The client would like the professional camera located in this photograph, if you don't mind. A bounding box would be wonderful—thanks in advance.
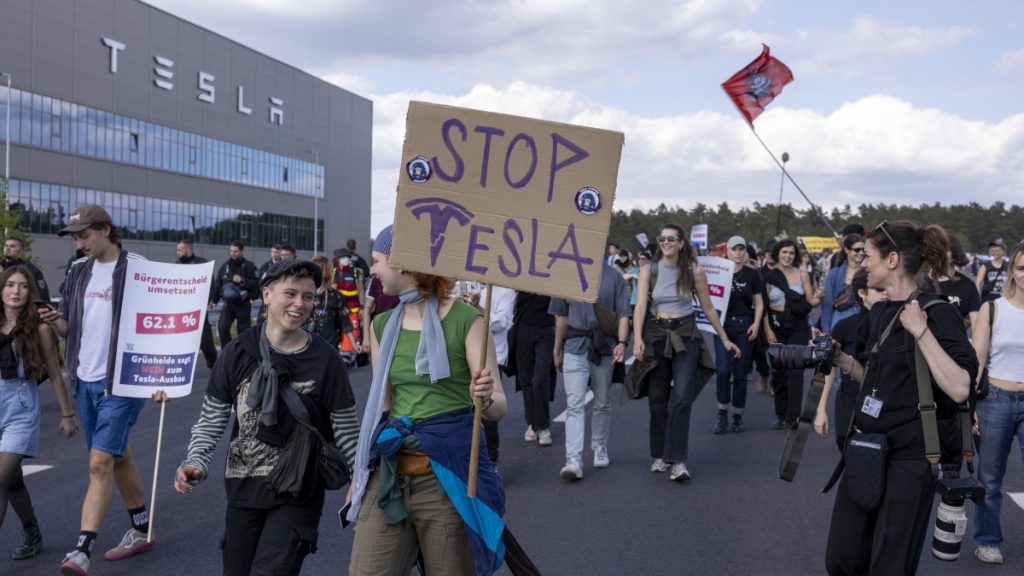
[932,471,985,561]
[768,332,833,373]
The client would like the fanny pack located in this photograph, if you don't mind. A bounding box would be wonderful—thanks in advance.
[843,431,888,511]
[833,284,857,312]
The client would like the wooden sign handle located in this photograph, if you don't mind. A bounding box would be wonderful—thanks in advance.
[467,284,493,498]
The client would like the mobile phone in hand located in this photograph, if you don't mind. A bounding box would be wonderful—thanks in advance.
[33,299,53,311]
[338,501,352,529]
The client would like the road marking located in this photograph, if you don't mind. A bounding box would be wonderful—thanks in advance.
[1009,492,1024,511]
[554,389,593,423]
[23,465,53,477]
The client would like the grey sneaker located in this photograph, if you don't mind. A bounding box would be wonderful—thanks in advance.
[538,429,552,446]
[593,446,610,468]
[650,458,670,473]
[559,457,583,481]
[975,546,1003,564]
[669,462,691,481]
[103,528,154,561]
[60,550,89,576]
[523,426,537,442]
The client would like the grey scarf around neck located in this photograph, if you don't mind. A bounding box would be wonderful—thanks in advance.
[346,289,450,523]
[245,327,280,427]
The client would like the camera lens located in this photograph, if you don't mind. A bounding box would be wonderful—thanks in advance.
[767,343,816,370]
[932,497,968,561]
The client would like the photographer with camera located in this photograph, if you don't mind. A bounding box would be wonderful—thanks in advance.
[823,221,978,575]
[970,241,1024,565]
[763,240,823,429]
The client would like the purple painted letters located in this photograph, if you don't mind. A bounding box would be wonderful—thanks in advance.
[405,197,475,267]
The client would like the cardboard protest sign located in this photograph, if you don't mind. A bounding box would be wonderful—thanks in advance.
[691,224,708,249]
[635,233,649,249]
[112,259,215,399]
[390,101,625,302]
[692,256,734,336]
[798,236,840,253]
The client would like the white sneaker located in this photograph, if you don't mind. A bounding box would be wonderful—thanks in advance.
[650,458,670,473]
[593,446,610,468]
[669,462,691,481]
[559,458,583,481]
[975,546,1003,564]
[524,426,537,442]
[538,429,552,446]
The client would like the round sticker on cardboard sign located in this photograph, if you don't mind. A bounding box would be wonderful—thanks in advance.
[575,187,601,215]
[406,155,432,184]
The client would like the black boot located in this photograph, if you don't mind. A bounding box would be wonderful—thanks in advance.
[12,519,42,560]
[713,410,728,434]
[731,414,745,433]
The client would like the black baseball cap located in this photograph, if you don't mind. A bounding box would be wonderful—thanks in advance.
[841,223,865,236]
[259,260,323,289]
[989,239,1006,248]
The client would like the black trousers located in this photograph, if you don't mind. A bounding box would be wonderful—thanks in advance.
[200,318,218,368]
[825,457,935,575]
[222,495,323,576]
[770,322,810,422]
[218,301,252,347]
[515,325,555,430]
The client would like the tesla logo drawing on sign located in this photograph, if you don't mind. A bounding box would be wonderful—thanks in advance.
[102,37,284,126]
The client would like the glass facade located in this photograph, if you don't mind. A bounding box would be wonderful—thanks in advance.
[7,178,323,250]
[0,86,324,198]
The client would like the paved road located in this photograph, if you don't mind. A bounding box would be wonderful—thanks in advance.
[2,341,1020,575]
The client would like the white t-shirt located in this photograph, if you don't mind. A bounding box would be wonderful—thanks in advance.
[77,260,116,381]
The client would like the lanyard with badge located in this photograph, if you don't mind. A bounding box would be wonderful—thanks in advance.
[860,292,921,419]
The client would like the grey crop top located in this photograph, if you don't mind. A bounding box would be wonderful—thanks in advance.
[651,262,694,316]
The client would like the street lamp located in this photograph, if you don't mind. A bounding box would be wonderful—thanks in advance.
[306,149,320,255]
[776,151,789,236]
[1,72,10,184]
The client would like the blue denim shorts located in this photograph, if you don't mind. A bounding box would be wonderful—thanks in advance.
[77,379,145,457]
[0,379,41,457]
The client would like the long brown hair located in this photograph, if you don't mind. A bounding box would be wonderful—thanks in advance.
[0,266,51,381]
[867,220,950,282]
[652,223,696,295]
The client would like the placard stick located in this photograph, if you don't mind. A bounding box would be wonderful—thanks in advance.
[467,284,493,498]
[147,400,167,543]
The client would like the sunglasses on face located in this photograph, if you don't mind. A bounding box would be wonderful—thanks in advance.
[850,247,864,253]
[657,235,681,244]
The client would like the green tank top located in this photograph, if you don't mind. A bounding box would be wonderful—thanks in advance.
[373,300,480,422]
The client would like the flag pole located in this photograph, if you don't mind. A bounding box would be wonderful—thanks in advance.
[147,399,167,543]
[746,125,839,238]
[467,284,493,498]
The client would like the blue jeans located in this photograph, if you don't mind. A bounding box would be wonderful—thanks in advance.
[562,353,614,462]
[973,385,1024,548]
[714,315,755,414]
[77,379,146,457]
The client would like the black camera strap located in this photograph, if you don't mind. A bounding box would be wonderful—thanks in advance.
[778,371,827,482]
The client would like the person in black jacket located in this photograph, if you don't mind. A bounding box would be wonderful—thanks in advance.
[2,237,51,303]
[176,239,218,368]
[211,241,259,347]
[762,239,823,428]
[824,221,977,575]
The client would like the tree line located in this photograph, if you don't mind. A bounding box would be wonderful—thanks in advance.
[608,201,1024,255]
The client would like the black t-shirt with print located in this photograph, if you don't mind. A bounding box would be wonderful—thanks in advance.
[852,296,978,438]
[207,327,355,509]
[726,266,764,317]
[939,272,981,321]
[981,260,1007,302]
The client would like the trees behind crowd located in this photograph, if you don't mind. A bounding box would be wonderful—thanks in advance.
[609,201,1023,254]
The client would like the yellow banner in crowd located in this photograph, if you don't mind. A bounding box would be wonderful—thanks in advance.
[798,236,840,253]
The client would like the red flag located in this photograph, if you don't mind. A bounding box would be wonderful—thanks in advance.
[722,44,794,126]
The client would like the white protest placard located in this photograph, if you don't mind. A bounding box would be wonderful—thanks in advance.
[112,259,215,399]
[635,232,649,249]
[692,256,734,335]
[690,224,708,249]
[389,101,625,302]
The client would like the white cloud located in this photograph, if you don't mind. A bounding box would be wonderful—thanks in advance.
[996,48,1024,74]
[366,83,1024,233]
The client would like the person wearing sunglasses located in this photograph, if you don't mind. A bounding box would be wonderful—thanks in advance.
[824,221,976,575]
[628,224,739,481]
[820,234,866,332]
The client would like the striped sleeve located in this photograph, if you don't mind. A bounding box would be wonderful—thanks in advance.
[331,406,360,471]
[180,395,232,480]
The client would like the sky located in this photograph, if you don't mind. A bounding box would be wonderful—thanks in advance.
[146,0,1024,235]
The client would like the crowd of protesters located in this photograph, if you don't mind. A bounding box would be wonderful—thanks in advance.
[0,204,1021,575]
